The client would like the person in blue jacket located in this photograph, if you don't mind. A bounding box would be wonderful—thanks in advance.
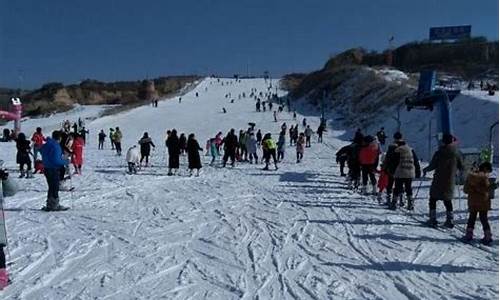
[40,131,69,211]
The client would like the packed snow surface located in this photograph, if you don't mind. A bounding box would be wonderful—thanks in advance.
[0,78,497,299]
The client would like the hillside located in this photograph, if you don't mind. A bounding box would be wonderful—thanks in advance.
[0,76,200,118]
[281,48,499,162]
[0,78,497,299]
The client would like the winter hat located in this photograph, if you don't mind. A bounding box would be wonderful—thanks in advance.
[393,132,403,140]
[442,133,454,145]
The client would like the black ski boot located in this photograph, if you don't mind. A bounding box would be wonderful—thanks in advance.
[443,211,454,228]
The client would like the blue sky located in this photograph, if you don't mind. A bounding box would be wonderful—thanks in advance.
[0,0,498,88]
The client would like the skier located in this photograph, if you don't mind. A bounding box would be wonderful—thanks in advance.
[109,128,115,150]
[317,123,326,143]
[281,123,287,133]
[381,132,403,205]
[293,125,299,145]
[335,145,351,177]
[113,127,123,156]
[209,138,219,165]
[179,133,187,155]
[305,125,313,147]
[358,135,380,195]
[376,127,387,147]
[256,130,262,146]
[246,132,258,164]
[31,127,46,161]
[422,134,463,228]
[262,133,278,170]
[273,111,277,122]
[256,100,261,112]
[166,129,180,175]
[138,132,155,167]
[215,132,223,153]
[277,131,286,162]
[0,166,18,289]
[239,130,248,161]
[463,162,494,245]
[296,132,306,163]
[347,134,363,190]
[186,133,203,176]
[71,133,85,175]
[222,129,238,167]
[40,131,69,211]
[293,111,297,120]
[16,133,33,178]
[59,132,74,188]
[98,129,106,150]
[302,118,307,128]
[125,145,140,174]
[389,139,421,210]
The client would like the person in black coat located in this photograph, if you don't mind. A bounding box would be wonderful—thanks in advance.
[335,145,351,176]
[16,132,33,178]
[166,129,180,175]
[187,133,203,176]
[138,132,155,166]
[222,129,238,167]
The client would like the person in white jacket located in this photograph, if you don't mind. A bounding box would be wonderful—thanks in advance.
[126,145,141,174]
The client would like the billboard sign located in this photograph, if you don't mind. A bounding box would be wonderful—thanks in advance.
[429,25,471,40]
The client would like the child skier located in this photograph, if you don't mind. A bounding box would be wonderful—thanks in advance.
[463,162,495,245]
[71,133,85,175]
[296,132,306,163]
[16,133,33,178]
[126,145,141,174]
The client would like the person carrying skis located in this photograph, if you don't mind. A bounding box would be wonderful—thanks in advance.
[98,129,106,150]
[40,131,69,211]
[113,127,123,156]
[317,123,326,143]
[126,145,140,174]
[186,133,203,176]
[138,132,155,167]
[296,132,306,163]
[463,162,494,245]
[246,132,258,164]
[389,139,421,210]
[16,132,33,178]
[358,135,379,194]
[166,129,180,175]
[31,127,46,161]
[422,134,463,228]
[277,131,286,162]
[222,129,238,167]
[305,125,313,147]
[71,133,85,175]
[262,133,278,170]
[335,144,351,177]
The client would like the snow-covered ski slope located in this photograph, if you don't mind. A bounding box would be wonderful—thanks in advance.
[0,78,497,299]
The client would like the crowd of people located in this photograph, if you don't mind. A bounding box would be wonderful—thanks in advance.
[335,127,496,245]
[1,80,496,250]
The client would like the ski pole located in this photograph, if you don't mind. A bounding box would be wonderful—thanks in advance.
[69,176,74,209]
[414,179,424,200]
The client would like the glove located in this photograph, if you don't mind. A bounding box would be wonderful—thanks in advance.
[0,169,8,180]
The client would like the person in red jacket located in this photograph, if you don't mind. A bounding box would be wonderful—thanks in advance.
[31,127,46,161]
[358,135,380,194]
[71,133,85,175]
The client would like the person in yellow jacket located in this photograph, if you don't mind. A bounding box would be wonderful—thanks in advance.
[261,133,278,170]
